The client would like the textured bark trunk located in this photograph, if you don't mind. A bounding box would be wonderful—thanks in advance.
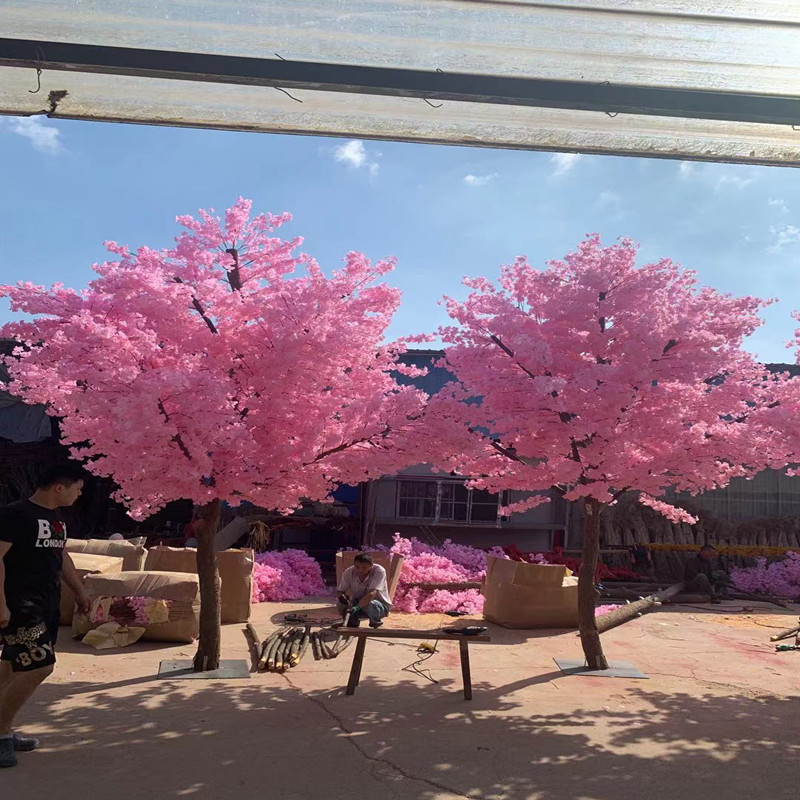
[596,582,684,633]
[192,499,222,672]
[578,498,608,670]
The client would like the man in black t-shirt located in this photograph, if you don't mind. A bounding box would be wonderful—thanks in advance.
[0,463,89,769]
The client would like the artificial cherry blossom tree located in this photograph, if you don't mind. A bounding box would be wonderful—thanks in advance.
[426,235,792,668]
[0,198,427,671]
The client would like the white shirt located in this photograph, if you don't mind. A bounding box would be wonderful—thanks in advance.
[337,563,392,608]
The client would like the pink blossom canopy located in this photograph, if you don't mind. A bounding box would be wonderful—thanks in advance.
[1,199,426,518]
[427,235,793,521]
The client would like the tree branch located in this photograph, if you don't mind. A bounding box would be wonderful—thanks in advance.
[225,248,243,292]
[158,399,192,461]
[173,277,218,334]
[488,334,575,424]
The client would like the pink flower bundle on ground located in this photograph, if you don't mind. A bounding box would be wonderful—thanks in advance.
[252,549,326,602]
[382,534,510,614]
[730,552,800,599]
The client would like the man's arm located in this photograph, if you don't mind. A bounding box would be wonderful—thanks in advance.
[357,566,387,607]
[337,567,353,598]
[0,541,10,628]
[358,589,379,607]
[62,552,90,614]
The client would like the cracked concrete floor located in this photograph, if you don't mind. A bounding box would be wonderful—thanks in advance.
[5,598,800,800]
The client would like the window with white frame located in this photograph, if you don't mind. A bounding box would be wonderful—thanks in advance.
[395,480,501,524]
[396,480,438,519]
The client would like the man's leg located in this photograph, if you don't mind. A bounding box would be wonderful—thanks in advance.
[365,600,388,629]
[686,573,720,603]
[0,662,54,735]
[0,661,53,768]
[0,616,58,758]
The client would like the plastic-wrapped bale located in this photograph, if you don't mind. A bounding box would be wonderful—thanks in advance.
[144,546,254,624]
[66,537,147,571]
[60,552,124,625]
[73,571,200,643]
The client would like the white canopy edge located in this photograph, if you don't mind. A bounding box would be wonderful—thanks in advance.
[2,1,800,164]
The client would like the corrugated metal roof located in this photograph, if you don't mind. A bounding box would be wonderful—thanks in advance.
[2,2,800,165]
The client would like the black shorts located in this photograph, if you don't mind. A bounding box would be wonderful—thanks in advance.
[1,607,59,673]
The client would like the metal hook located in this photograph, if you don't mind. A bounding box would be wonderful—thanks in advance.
[28,46,45,94]
[274,87,303,103]
[271,54,302,101]
[423,69,445,108]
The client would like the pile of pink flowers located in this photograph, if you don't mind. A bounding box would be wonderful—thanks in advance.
[378,534,509,614]
[594,604,618,617]
[252,549,326,602]
[730,552,800,599]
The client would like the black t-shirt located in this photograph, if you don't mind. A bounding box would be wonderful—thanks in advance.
[0,499,67,617]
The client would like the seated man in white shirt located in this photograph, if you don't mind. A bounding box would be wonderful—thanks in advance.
[337,553,391,629]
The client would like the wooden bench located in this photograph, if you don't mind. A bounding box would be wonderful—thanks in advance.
[338,627,491,701]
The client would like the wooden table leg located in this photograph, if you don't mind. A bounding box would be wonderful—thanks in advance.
[459,640,472,701]
[345,637,367,696]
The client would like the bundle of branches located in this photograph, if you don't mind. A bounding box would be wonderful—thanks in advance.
[253,626,311,673]
[310,628,351,661]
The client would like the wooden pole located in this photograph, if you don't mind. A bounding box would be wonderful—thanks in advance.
[345,637,367,695]
[267,628,289,672]
[770,622,800,642]
[459,639,472,701]
[258,629,282,671]
[294,627,311,665]
[596,582,684,634]
[728,591,790,609]
[288,629,304,666]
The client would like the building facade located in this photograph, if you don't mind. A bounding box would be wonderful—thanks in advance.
[363,351,800,551]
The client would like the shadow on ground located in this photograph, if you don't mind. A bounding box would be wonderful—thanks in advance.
[9,669,798,800]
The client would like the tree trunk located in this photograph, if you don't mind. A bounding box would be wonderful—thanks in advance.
[579,498,608,670]
[596,582,684,633]
[193,498,222,672]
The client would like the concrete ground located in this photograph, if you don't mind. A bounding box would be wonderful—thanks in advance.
[5,598,800,800]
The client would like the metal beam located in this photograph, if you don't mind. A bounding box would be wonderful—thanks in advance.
[2,37,800,126]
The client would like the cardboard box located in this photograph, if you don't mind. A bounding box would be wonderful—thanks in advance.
[482,556,579,629]
[144,546,254,624]
[60,552,124,625]
[66,538,147,571]
[335,551,404,603]
[74,570,200,643]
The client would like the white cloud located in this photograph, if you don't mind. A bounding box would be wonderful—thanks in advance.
[716,173,755,191]
[333,139,379,176]
[768,224,800,254]
[595,190,622,210]
[550,152,581,176]
[678,161,697,179]
[463,173,497,187]
[769,197,789,214]
[2,116,62,154]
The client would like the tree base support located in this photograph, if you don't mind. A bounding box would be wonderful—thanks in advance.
[158,659,251,680]
[554,658,648,679]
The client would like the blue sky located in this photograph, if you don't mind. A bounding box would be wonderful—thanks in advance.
[1,116,799,363]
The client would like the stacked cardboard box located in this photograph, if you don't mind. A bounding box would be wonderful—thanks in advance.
[483,557,579,629]
[144,546,254,624]
[60,552,124,624]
